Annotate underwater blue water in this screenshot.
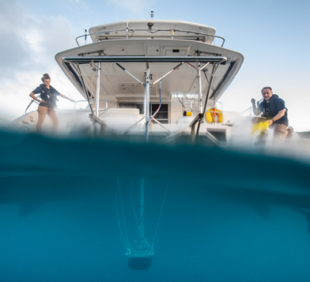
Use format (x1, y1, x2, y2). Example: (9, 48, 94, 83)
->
(0, 130, 310, 281)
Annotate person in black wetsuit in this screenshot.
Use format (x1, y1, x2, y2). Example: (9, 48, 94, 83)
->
(29, 73, 75, 132)
(251, 86, 293, 138)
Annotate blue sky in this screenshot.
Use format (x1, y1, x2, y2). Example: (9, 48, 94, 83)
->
(0, 0, 309, 130)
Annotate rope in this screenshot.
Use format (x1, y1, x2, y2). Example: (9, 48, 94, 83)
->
(149, 80, 162, 124)
(130, 179, 152, 249)
(152, 181, 169, 247)
(116, 178, 130, 251)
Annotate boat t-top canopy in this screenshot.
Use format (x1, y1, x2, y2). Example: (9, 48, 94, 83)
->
(63, 55, 227, 142)
(63, 56, 227, 64)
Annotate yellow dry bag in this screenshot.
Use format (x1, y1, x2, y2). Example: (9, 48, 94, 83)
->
(251, 121, 269, 134)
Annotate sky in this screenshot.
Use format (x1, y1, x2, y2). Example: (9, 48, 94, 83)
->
(0, 0, 309, 130)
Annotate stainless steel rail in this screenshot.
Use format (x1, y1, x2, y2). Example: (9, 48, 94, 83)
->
(63, 56, 227, 64)
(74, 99, 108, 110)
(75, 28, 225, 47)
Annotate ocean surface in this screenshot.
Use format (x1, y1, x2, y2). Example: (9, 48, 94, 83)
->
(0, 129, 310, 281)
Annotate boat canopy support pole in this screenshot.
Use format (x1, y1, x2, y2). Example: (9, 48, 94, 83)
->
(145, 66, 151, 142)
(124, 116, 145, 135)
(197, 62, 203, 113)
(152, 63, 184, 85)
(73, 62, 107, 134)
(152, 118, 172, 133)
(116, 63, 144, 85)
(195, 59, 226, 140)
(96, 62, 101, 117)
(189, 113, 203, 142)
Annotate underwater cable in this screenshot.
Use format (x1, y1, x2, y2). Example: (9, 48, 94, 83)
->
(116, 178, 130, 252)
(152, 181, 169, 247)
(130, 179, 152, 249)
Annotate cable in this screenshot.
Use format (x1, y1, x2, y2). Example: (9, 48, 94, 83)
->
(116, 180, 128, 251)
(146, 79, 162, 138)
(152, 181, 169, 247)
(130, 179, 151, 249)
(149, 80, 162, 124)
(116, 178, 130, 252)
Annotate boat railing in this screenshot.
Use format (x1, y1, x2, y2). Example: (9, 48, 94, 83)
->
(76, 28, 225, 47)
(25, 97, 108, 115)
(180, 97, 223, 114)
(74, 99, 108, 112)
(241, 99, 263, 116)
(241, 106, 255, 116)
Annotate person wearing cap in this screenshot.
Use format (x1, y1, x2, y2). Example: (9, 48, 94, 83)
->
(29, 73, 75, 132)
(251, 87, 293, 138)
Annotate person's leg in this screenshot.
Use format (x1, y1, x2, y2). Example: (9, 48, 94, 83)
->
(47, 107, 58, 132)
(287, 126, 294, 138)
(37, 106, 47, 132)
(273, 124, 288, 138)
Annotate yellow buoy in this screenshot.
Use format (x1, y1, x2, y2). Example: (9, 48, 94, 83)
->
(205, 108, 223, 123)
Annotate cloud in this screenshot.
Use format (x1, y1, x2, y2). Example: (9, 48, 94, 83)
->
(0, 2, 76, 77)
(0, 0, 81, 120)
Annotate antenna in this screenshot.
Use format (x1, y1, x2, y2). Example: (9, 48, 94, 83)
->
(151, 10, 154, 19)
(126, 17, 129, 39)
(85, 29, 87, 45)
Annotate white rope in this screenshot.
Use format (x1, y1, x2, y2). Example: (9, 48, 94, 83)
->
(116, 178, 130, 252)
(152, 181, 169, 247)
(130, 179, 151, 249)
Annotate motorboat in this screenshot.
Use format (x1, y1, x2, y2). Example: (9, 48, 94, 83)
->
(12, 17, 245, 269)
(6, 17, 310, 273)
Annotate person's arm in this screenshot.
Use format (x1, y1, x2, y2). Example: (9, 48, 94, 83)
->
(59, 93, 75, 103)
(251, 98, 261, 115)
(268, 98, 286, 126)
(267, 109, 286, 126)
(29, 92, 46, 103)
